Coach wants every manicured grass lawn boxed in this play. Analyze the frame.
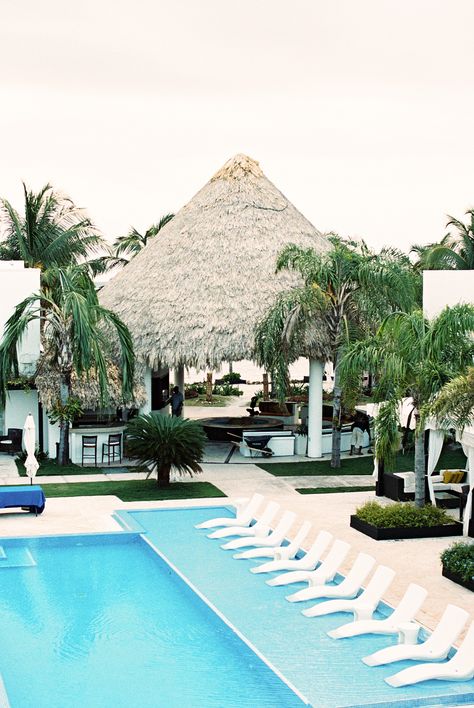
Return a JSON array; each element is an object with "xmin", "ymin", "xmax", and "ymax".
[
  {"xmin": 259, "ymin": 446, "xmax": 467, "ymax": 477},
  {"xmin": 185, "ymin": 395, "xmax": 229, "ymax": 407},
  {"xmin": 297, "ymin": 486, "xmax": 375, "ymax": 494},
  {"xmin": 16, "ymin": 459, "xmax": 105, "ymax": 477},
  {"xmin": 41, "ymin": 480, "xmax": 226, "ymax": 501}
]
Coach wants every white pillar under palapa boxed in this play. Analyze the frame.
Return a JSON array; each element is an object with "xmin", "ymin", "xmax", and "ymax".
[{"xmin": 307, "ymin": 358, "xmax": 323, "ymax": 458}]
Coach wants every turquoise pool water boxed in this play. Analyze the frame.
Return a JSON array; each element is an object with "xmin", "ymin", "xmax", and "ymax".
[
  {"xmin": 1, "ymin": 506, "xmax": 473, "ymax": 708},
  {"xmin": 122, "ymin": 506, "xmax": 474, "ymax": 708},
  {"xmin": 0, "ymin": 532, "xmax": 302, "ymax": 708}
]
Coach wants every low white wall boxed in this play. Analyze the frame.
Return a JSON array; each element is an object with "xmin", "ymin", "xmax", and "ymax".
[{"xmin": 423, "ymin": 271, "xmax": 474, "ymax": 319}]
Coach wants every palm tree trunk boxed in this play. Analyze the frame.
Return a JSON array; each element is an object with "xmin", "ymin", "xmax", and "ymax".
[
  {"xmin": 57, "ymin": 376, "xmax": 70, "ymax": 466},
  {"xmin": 413, "ymin": 422, "xmax": 426, "ymax": 508},
  {"xmin": 330, "ymin": 349, "xmax": 342, "ymax": 469},
  {"xmin": 157, "ymin": 462, "xmax": 171, "ymax": 487}
]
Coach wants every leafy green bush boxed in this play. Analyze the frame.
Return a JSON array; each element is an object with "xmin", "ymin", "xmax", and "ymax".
[
  {"xmin": 441, "ymin": 542, "xmax": 474, "ymax": 583},
  {"xmin": 355, "ymin": 501, "xmax": 453, "ymax": 528},
  {"xmin": 213, "ymin": 384, "xmax": 242, "ymax": 396},
  {"xmin": 221, "ymin": 372, "xmax": 241, "ymax": 384}
]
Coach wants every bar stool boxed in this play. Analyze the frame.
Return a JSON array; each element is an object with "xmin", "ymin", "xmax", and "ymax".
[
  {"xmin": 81, "ymin": 436, "xmax": 98, "ymax": 466},
  {"xmin": 102, "ymin": 433, "xmax": 122, "ymax": 465}
]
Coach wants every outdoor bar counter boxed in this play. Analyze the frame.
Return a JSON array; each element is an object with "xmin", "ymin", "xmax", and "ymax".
[{"xmin": 69, "ymin": 424, "xmax": 126, "ymax": 465}]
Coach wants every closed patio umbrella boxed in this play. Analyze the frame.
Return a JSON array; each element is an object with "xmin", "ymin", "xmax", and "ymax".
[{"xmin": 23, "ymin": 413, "xmax": 39, "ymax": 485}]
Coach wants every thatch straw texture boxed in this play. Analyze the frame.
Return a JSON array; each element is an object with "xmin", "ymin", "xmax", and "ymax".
[{"xmin": 100, "ymin": 154, "xmax": 331, "ymax": 369}]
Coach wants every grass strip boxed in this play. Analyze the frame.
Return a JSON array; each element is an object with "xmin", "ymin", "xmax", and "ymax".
[
  {"xmin": 259, "ymin": 447, "xmax": 466, "ymax": 477},
  {"xmin": 297, "ymin": 486, "xmax": 375, "ymax": 494},
  {"xmin": 40, "ymin": 480, "xmax": 226, "ymax": 501},
  {"xmin": 16, "ymin": 459, "xmax": 104, "ymax": 477}
]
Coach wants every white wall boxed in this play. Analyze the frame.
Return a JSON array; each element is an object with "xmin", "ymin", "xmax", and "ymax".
[
  {"xmin": 0, "ymin": 262, "xmax": 41, "ymax": 374},
  {"xmin": 423, "ymin": 271, "xmax": 474, "ymax": 319},
  {"xmin": 3, "ymin": 389, "xmax": 39, "ymax": 444}
]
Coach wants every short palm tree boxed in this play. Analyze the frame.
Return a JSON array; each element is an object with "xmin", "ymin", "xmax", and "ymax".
[
  {"xmin": 340, "ymin": 305, "xmax": 474, "ymax": 506},
  {"xmin": 430, "ymin": 367, "xmax": 474, "ymax": 430},
  {"xmin": 0, "ymin": 265, "xmax": 135, "ymax": 465},
  {"xmin": 108, "ymin": 214, "xmax": 174, "ymax": 268},
  {"xmin": 412, "ymin": 210, "xmax": 474, "ymax": 270},
  {"xmin": 0, "ymin": 183, "xmax": 104, "ymax": 268},
  {"xmin": 126, "ymin": 414, "xmax": 206, "ymax": 487},
  {"xmin": 255, "ymin": 236, "xmax": 419, "ymax": 467}
]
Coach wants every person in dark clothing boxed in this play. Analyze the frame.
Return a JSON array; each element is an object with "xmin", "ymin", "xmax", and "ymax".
[
  {"xmin": 168, "ymin": 386, "xmax": 184, "ymax": 417},
  {"xmin": 349, "ymin": 411, "xmax": 371, "ymax": 455}
]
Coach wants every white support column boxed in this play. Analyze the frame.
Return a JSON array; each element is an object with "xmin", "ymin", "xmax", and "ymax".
[
  {"xmin": 141, "ymin": 367, "xmax": 152, "ymax": 415},
  {"xmin": 174, "ymin": 365, "xmax": 185, "ymax": 416},
  {"xmin": 307, "ymin": 358, "xmax": 323, "ymax": 458}
]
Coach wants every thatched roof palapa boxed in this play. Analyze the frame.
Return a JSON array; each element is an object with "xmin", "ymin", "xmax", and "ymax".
[{"xmin": 100, "ymin": 154, "xmax": 331, "ymax": 370}]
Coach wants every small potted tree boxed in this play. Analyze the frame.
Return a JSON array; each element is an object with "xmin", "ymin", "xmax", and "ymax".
[
  {"xmin": 126, "ymin": 413, "xmax": 206, "ymax": 487},
  {"xmin": 294, "ymin": 423, "xmax": 308, "ymax": 456}
]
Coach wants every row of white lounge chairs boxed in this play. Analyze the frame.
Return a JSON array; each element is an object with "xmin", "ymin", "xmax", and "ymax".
[{"xmin": 195, "ymin": 493, "xmax": 474, "ymax": 689}]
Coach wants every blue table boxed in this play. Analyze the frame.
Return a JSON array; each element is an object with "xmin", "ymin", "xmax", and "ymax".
[{"xmin": 0, "ymin": 486, "xmax": 46, "ymax": 515}]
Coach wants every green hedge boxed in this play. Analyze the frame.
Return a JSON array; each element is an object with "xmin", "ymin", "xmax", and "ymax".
[
  {"xmin": 441, "ymin": 542, "xmax": 474, "ymax": 583},
  {"xmin": 355, "ymin": 501, "xmax": 453, "ymax": 528}
]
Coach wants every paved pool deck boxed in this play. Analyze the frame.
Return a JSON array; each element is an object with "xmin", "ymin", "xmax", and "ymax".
[{"xmin": 0, "ymin": 456, "xmax": 472, "ymax": 647}]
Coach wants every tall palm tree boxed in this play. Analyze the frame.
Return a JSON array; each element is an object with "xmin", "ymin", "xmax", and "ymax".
[
  {"xmin": 109, "ymin": 213, "xmax": 174, "ymax": 267},
  {"xmin": 126, "ymin": 414, "xmax": 206, "ymax": 487},
  {"xmin": 0, "ymin": 265, "xmax": 135, "ymax": 465},
  {"xmin": 340, "ymin": 305, "xmax": 474, "ymax": 506},
  {"xmin": 0, "ymin": 183, "xmax": 104, "ymax": 269},
  {"xmin": 412, "ymin": 210, "xmax": 474, "ymax": 270},
  {"xmin": 255, "ymin": 236, "xmax": 419, "ymax": 467}
]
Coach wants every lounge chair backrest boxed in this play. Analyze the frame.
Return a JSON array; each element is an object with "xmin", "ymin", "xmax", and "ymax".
[
  {"xmin": 270, "ymin": 510, "xmax": 296, "ymax": 538},
  {"xmin": 356, "ymin": 565, "xmax": 396, "ymax": 606},
  {"xmin": 287, "ymin": 521, "xmax": 312, "ymax": 555},
  {"xmin": 318, "ymin": 539, "xmax": 351, "ymax": 577},
  {"xmin": 390, "ymin": 583, "xmax": 427, "ymax": 623},
  {"xmin": 449, "ymin": 621, "xmax": 474, "ymax": 671},
  {"xmin": 242, "ymin": 493, "xmax": 265, "ymax": 521},
  {"xmin": 305, "ymin": 529, "xmax": 333, "ymax": 564},
  {"xmin": 255, "ymin": 501, "xmax": 280, "ymax": 529},
  {"xmin": 424, "ymin": 604, "xmax": 470, "ymax": 651},
  {"xmin": 343, "ymin": 553, "xmax": 376, "ymax": 587}
]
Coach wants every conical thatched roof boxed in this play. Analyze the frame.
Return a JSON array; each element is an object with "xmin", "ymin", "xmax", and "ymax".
[{"xmin": 100, "ymin": 154, "xmax": 331, "ymax": 370}]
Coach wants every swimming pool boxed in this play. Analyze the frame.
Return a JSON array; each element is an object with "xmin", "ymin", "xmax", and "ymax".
[{"xmin": 1, "ymin": 506, "xmax": 473, "ymax": 708}]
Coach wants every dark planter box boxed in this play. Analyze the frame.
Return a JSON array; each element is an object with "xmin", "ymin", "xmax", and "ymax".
[
  {"xmin": 442, "ymin": 565, "xmax": 474, "ymax": 592},
  {"xmin": 350, "ymin": 515, "xmax": 463, "ymax": 540}
]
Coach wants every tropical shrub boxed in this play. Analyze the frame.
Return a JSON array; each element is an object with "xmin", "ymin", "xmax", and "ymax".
[
  {"xmin": 355, "ymin": 501, "xmax": 453, "ymax": 528},
  {"xmin": 126, "ymin": 414, "xmax": 206, "ymax": 487},
  {"xmin": 221, "ymin": 372, "xmax": 241, "ymax": 384},
  {"xmin": 213, "ymin": 384, "xmax": 242, "ymax": 396},
  {"xmin": 440, "ymin": 542, "xmax": 474, "ymax": 583}
]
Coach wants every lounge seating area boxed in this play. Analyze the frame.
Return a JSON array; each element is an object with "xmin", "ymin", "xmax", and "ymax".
[
  {"xmin": 0, "ymin": 428, "xmax": 22, "ymax": 455},
  {"xmin": 196, "ymin": 493, "xmax": 474, "ymax": 690}
]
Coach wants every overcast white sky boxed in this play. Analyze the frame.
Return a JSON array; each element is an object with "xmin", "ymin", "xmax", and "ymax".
[{"xmin": 1, "ymin": 0, "xmax": 474, "ymax": 252}]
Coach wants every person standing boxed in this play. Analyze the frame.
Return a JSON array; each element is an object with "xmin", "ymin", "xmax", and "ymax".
[
  {"xmin": 168, "ymin": 386, "xmax": 184, "ymax": 417},
  {"xmin": 349, "ymin": 411, "xmax": 371, "ymax": 455}
]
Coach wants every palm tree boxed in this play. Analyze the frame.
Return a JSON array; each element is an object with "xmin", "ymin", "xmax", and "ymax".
[
  {"xmin": 0, "ymin": 183, "xmax": 104, "ymax": 269},
  {"xmin": 255, "ymin": 236, "xmax": 419, "ymax": 468},
  {"xmin": 0, "ymin": 265, "xmax": 135, "ymax": 465},
  {"xmin": 430, "ymin": 367, "xmax": 474, "ymax": 430},
  {"xmin": 412, "ymin": 210, "xmax": 474, "ymax": 270},
  {"xmin": 340, "ymin": 305, "xmax": 474, "ymax": 506},
  {"xmin": 108, "ymin": 214, "xmax": 174, "ymax": 268},
  {"xmin": 125, "ymin": 414, "xmax": 206, "ymax": 487}
]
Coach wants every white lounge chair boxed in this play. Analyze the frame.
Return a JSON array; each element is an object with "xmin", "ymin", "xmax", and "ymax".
[
  {"xmin": 233, "ymin": 520, "xmax": 312, "ymax": 560},
  {"xmin": 221, "ymin": 510, "xmax": 296, "ymax": 550},
  {"xmin": 207, "ymin": 501, "xmax": 280, "ymax": 539},
  {"xmin": 195, "ymin": 493, "xmax": 264, "ymax": 529},
  {"xmin": 386, "ymin": 620, "xmax": 474, "ymax": 687},
  {"xmin": 303, "ymin": 564, "xmax": 395, "ymax": 619},
  {"xmin": 289, "ymin": 552, "xmax": 376, "ymax": 603},
  {"xmin": 268, "ymin": 539, "xmax": 351, "ymax": 589},
  {"xmin": 328, "ymin": 583, "xmax": 427, "ymax": 639},
  {"xmin": 363, "ymin": 604, "xmax": 470, "ymax": 667},
  {"xmin": 251, "ymin": 529, "xmax": 333, "ymax": 574}
]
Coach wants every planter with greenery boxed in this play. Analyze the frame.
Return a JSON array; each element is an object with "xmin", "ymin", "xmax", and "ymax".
[
  {"xmin": 351, "ymin": 501, "xmax": 462, "ymax": 540},
  {"xmin": 294, "ymin": 423, "xmax": 308, "ymax": 456},
  {"xmin": 126, "ymin": 413, "xmax": 206, "ymax": 487},
  {"xmin": 440, "ymin": 542, "xmax": 474, "ymax": 591}
]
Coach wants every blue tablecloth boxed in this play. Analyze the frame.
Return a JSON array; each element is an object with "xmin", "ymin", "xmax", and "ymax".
[{"xmin": 0, "ymin": 486, "xmax": 45, "ymax": 510}]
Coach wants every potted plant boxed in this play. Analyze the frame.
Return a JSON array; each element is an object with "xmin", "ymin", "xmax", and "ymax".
[
  {"xmin": 294, "ymin": 423, "xmax": 308, "ymax": 456},
  {"xmin": 441, "ymin": 542, "xmax": 474, "ymax": 591},
  {"xmin": 350, "ymin": 500, "xmax": 463, "ymax": 540}
]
